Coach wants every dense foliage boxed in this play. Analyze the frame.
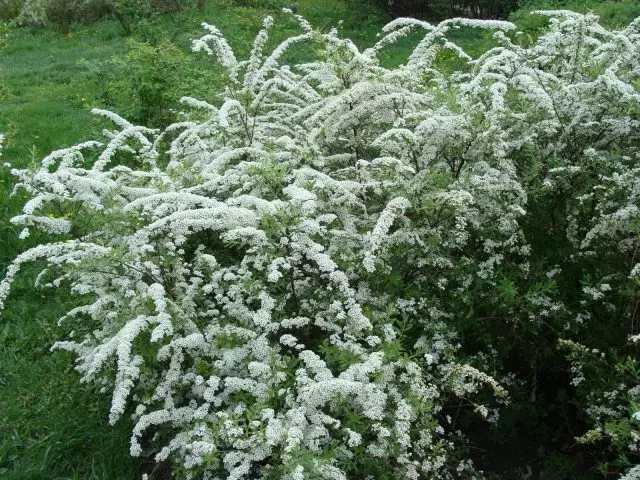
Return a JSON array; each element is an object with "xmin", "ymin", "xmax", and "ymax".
[
  {"xmin": 374, "ymin": 0, "xmax": 519, "ymax": 20},
  {"xmin": 1, "ymin": 8, "xmax": 640, "ymax": 479},
  {"xmin": 2, "ymin": 0, "xmax": 201, "ymax": 34},
  {"xmin": 85, "ymin": 39, "xmax": 219, "ymax": 128},
  {"xmin": 0, "ymin": 25, "xmax": 5, "ymax": 155}
]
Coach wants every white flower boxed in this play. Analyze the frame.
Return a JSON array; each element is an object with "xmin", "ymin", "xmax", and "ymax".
[{"xmin": 3, "ymin": 10, "xmax": 635, "ymax": 480}]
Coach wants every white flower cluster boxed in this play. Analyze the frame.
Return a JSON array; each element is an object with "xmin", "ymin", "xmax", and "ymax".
[{"xmin": 2, "ymin": 9, "xmax": 639, "ymax": 480}]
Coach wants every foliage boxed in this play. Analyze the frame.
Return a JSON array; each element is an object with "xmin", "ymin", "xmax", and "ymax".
[
  {"xmin": 11, "ymin": 0, "xmax": 48, "ymax": 27},
  {"xmin": 7, "ymin": 0, "xmax": 190, "ymax": 34},
  {"xmin": 0, "ymin": 25, "xmax": 4, "ymax": 158},
  {"xmin": 231, "ymin": 0, "xmax": 294, "ymax": 10},
  {"xmin": 0, "ymin": 0, "xmax": 23, "ymax": 22},
  {"xmin": 87, "ymin": 39, "xmax": 219, "ymax": 127},
  {"xmin": 11, "ymin": 0, "xmax": 97, "ymax": 32},
  {"xmin": 45, "ymin": 0, "xmax": 81, "ymax": 33},
  {"xmin": 374, "ymin": 0, "xmax": 519, "ymax": 20},
  {"xmin": 2, "ymin": 7, "xmax": 640, "ymax": 480},
  {"xmin": 510, "ymin": 0, "xmax": 640, "ymax": 38}
]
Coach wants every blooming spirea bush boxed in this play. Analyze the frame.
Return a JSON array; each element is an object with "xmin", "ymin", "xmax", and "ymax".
[{"xmin": 1, "ymin": 9, "xmax": 640, "ymax": 479}]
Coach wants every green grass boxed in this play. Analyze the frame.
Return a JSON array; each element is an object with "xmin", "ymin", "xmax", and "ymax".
[
  {"xmin": 0, "ymin": 21, "xmax": 125, "ymax": 158},
  {"xmin": 0, "ymin": 287, "xmax": 145, "ymax": 479}
]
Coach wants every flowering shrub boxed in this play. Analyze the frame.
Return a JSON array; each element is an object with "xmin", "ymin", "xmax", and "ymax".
[
  {"xmin": 1, "ymin": 9, "xmax": 639, "ymax": 479},
  {"xmin": 11, "ymin": 0, "xmax": 49, "ymax": 27}
]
